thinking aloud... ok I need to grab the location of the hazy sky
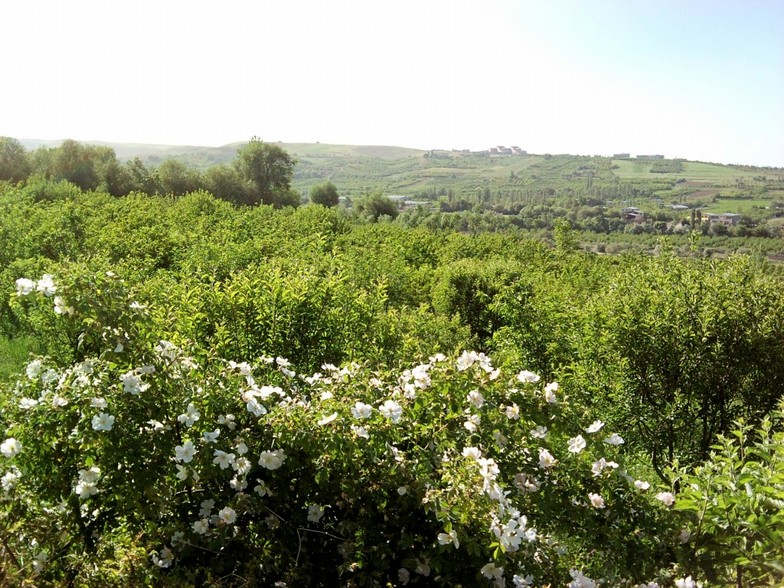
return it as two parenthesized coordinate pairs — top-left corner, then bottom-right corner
(2, 0), (782, 166)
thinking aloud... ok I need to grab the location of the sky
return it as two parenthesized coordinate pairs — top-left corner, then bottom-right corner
(1, 0), (782, 167)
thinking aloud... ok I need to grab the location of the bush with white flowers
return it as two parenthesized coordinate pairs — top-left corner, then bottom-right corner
(2, 272), (782, 587)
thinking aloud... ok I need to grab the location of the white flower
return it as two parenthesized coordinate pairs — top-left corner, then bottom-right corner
(233, 456), (251, 476)
(655, 491), (675, 507)
(177, 403), (201, 427)
(19, 398), (38, 409)
(15, 277), (35, 296)
(25, 359), (42, 379)
(53, 296), (74, 315)
(120, 371), (149, 395)
(456, 350), (478, 371)
(679, 529), (691, 543)
(230, 476), (247, 491)
(152, 546), (173, 568)
(463, 414), (480, 433)
(147, 419), (166, 432)
(317, 412), (338, 426)
(174, 441), (197, 463)
(258, 449), (286, 470)
(588, 493), (605, 508)
(538, 448), (557, 469)
(379, 399), (402, 424)
(51, 395), (68, 408)
(213, 450), (236, 469)
(674, 576), (697, 588)
(218, 506), (236, 525)
(569, 569), (596, 588)
(604, 433), (624, 446)
(193, 518), (210, 535)
(36, 274), (57, 296)
(90, 397), (107, 409)
(351, 401), (373, 419)
(199, 499), (215, 516)
(235, 441), (248, 455)
(74, 467), (101, 499)
(437, 530), (459, 548)
(398, 567), (410, 585)
(1, 469), (20, 491)
(175, 465), (189, 481)
(568, 435), (586, 453)
(462, 446), (482, 460)
(634, 480), (651, 491)
(585, 420), (604, 433)
(505, 404), (520, 420)
(319, 391), (334, 401)
(202, 429), (220, 443)
(513, 574), (534, 587)
(480, 562), (503, 581)
(245, 397), (267, 417)
(91, 413), (115, 432)
(544, 382), (559, 403)
(254, 480), (271, 497)
(1, 438), (22, 458)
(307, 504), (325, 523)
(415, 560), (431, 576)
(591, 458), (619, 476)
(351, 425), (370, 439)
(530, 425), (548, 439)
(516, 370), (541, 383)
(467, 390), (484, 409)
(397, 485), (407, 495)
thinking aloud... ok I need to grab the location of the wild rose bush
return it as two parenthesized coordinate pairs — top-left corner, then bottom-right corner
(0, 272), (752, 587)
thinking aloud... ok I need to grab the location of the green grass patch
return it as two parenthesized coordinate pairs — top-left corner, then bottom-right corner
(703, 198), (774, 214)
(0, 336), (37, 381)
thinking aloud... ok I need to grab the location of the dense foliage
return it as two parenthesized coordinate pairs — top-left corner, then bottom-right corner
(0, 161), (783, 586)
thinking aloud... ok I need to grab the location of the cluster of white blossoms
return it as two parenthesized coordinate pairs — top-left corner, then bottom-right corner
(456, 350), (500, 380)
(16, 275), (56, 297)
(569, 568), (597, 588)
(489, 507), (537, 552)
(1, 439), (23, 493)
(1, 467), (21, 492)
(74, 467), (101, 499)
(398, 363), (431, 398)
(16, 274), (75, 315)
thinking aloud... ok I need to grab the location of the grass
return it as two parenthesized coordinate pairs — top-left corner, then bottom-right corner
(703, 198), (774, 214)
(611, 159), (761, 182)
(0, 336), (37, 381)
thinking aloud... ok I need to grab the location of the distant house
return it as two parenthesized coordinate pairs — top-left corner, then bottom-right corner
(622, 207), (646, 222)
(670, 204), (690, 211)
(705, 212), (742, 227)
(613, 153), (631, 160)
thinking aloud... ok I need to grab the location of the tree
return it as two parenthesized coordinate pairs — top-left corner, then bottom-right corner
(354, 191), (399, 221)
(154, 159), (201, 196)
(309, 180), (339, 207)
(0, 136), (31, 183)
(234, 137), (297, 206)
(203, 164), (247, 203)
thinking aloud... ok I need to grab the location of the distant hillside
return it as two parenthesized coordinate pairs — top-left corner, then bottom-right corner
(15, 138), (783, 210)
